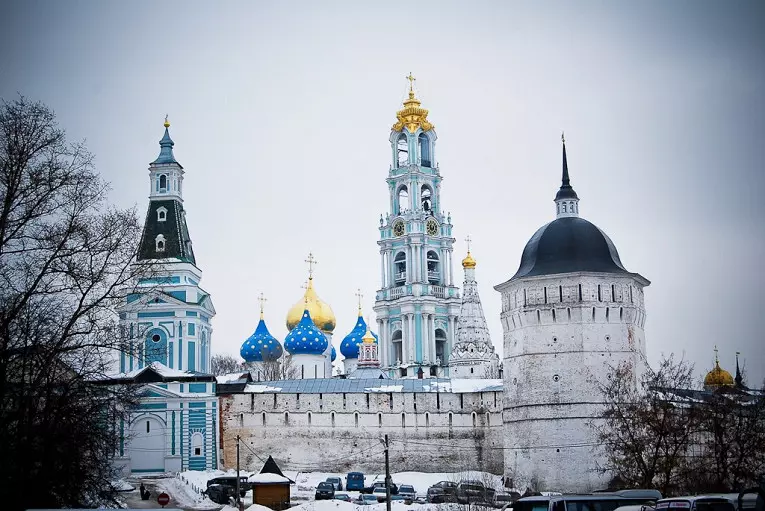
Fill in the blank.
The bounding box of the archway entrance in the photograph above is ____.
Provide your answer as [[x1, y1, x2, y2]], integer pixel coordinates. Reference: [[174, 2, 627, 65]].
[[130, 415, 165, 472]]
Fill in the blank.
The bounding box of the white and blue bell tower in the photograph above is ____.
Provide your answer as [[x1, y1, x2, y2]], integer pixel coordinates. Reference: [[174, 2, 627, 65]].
[[117, 118, 216, 374], [374, 76, 461, 378]]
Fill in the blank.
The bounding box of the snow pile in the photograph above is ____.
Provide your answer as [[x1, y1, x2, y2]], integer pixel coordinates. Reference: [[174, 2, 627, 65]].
[[157, 473, 218, 509], [110, 479, 135, 492], [365, 385, 404, 393], [246, 383, 284, 393], [221, 505, 274, 511]]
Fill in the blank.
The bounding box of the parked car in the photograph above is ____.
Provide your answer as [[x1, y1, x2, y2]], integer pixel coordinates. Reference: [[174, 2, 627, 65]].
[[356, 494, 379, 505], [457, 480, 487, 504], [326, 477, 343, 491], [373, 486, 389, 502], [495, 492, 521, 508], [432, 481, 459, 499], [207, 476, 251, 498], [373, 480, 399, 495], [346, 471, 366, 491], [334, 492, 353, 502], [204, 484, 234, 505], [428, 487, 448, 504], [315, 481, 336, 500], [513, 490, 663, 511], [656, 496, 736, 511], [399, 485, 416, 502]]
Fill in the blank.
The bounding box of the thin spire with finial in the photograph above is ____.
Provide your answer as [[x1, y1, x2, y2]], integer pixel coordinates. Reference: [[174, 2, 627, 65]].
[[465, 235, 472, 253], [305, 252, 317, 279], [152, 115, 178, 165], [735, 351, 744, 387], [258, 293, 267, 320], [355, 289, 364, 315], [406, 72, 416, 93], [554, 132, 579, 217]]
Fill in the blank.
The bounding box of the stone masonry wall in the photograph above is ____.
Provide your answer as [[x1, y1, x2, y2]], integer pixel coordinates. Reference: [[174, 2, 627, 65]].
[[220, 390, 504, 475]]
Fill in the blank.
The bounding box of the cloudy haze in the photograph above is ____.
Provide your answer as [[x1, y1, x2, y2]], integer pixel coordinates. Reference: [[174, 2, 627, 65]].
[[2, 1, 763, 383]]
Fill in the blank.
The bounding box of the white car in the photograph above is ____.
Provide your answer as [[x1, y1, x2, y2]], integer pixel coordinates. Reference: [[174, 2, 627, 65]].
[[373, 487, 388, 502]]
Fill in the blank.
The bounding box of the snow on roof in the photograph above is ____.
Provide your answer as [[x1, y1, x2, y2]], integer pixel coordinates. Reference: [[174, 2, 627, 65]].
[[366, 385, 404, 393], [216, 371, 251, 384], [245, 383, 284, 393], [249, 473, 291, 484], [231, 378, 504, 395], [111, 361, 195, 379]]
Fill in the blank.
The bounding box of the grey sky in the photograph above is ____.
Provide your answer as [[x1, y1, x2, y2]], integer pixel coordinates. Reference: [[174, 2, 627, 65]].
[[2, 1, 763, 384]]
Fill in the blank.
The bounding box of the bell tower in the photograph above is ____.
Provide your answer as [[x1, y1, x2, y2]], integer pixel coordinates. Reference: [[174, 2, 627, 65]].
[[374, 75, 461, 378]]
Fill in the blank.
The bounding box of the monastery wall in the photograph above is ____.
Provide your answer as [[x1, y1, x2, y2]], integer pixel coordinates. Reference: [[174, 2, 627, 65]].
[[219, 390, 504, 475]]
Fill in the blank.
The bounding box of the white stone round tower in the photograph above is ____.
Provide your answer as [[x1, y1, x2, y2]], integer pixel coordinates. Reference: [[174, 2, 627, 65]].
[[494, 136, 650, 492]]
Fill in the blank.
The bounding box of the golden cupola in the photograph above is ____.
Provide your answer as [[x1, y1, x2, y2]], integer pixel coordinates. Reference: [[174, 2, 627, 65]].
[[462, 250, 477, 269], [392, 73, 434, 134], [285, 254, 336, 333], [703, 347, 734, 388]]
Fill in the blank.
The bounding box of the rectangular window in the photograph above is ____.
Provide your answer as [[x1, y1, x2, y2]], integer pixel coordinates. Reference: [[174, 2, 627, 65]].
[[188, 341, 196, 371], [194, 447, 201, 456], [188, 323, 195, 336], [146, 421, 150, 433]]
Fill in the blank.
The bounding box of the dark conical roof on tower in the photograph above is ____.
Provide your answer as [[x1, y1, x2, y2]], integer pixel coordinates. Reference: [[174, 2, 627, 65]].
[[555, 133, 578, 201]]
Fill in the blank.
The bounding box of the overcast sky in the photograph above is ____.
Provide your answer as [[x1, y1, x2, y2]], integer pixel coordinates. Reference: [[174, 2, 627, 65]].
[[2, 0, 763, 384]]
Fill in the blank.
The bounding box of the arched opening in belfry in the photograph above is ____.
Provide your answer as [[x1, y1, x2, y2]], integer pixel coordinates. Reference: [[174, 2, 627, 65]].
[[159, 174, 167, 192], [396, 134, 408, 167], [435, 329, 447, 365], [418, 133, 431, 167], [421, 185, 432, 213], [426, 251, 440, 284], [397, 186, 409, 214], [394, 252, 407, 284], [391, 330, 403, 364]]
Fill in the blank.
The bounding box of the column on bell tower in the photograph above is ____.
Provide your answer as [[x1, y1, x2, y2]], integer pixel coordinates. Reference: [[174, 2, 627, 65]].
[[374, 75, 461, 378]]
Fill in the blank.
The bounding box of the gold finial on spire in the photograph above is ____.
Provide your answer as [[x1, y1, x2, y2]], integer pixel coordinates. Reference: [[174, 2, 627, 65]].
[[164, 114, 170, 128], [406, 72, 416, 93], [258, 293, 267, 320], [355, 288, 364, 315], [305, 252, 317, 279]]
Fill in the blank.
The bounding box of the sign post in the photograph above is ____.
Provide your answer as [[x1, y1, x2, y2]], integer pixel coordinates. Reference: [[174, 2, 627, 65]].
[[157, 492, 170, 508]]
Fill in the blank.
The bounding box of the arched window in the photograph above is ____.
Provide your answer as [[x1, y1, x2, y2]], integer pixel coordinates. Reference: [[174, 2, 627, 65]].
[[397, 186, 409, 213], [396, 134, 408, 167], [562, 204, 567, 213], [159, 174, 167, 192], [401, 413, 406, 428], [394, 252, 407, 284], [448, 412, 453, 428], [420, 185, 432, 212], [307, 412, 312, 425], [155, 234, 166, 252], [331, 412, 335, 427], [419, 133, 431, 167], [435, 329, 447, 365], [425, 412, 430, 427], [391, 330, 403, 363], [426, 251, 440, 284], [354, 412, 359, 428], [157, 207, 167, 222], [378, 413, 382, 428], [191, 432, 203, 457], [284, 412, 289, 425], [262, 412, 266, 425]]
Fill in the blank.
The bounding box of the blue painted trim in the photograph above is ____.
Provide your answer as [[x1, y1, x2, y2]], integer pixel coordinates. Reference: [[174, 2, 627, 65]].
[[188, 402, 206, 408], [415, 314, 423, 362], [168, 290, 186, 301], [187, 323, 195, 336], [188, 341, 195, 371], [169, 342, 174, 369], [186, 311, 198, 317], [127, 293, 141, 303], [188, 383, 206, 393], [171, 411, 176, 455], [139, 276, 181, 285], [138, 403, 168, 410], [132, 468, 165, 473], [138, 311, 176, 318]]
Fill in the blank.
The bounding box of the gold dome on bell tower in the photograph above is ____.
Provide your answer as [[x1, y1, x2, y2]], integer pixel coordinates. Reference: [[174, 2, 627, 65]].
[[392, 72, 434, 134], [703, 346, 734, 388], [285, 253, 336, 333]]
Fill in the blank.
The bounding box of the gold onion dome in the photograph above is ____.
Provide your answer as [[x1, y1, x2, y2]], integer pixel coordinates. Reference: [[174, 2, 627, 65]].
[[704, 349, 734, 387], [286, 277, 336, 333], [392, 72, 434, 134], [462, 250, 477, 269]]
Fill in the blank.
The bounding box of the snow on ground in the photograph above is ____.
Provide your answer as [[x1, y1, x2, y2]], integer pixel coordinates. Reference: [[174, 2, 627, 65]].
[[155, 473, 219, 509], [288, 501, 467, 511], [220, 505, 274, 511]]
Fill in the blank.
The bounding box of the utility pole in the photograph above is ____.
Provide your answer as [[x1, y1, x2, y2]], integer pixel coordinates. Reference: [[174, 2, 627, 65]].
[[384, 434, 391, 511], [236, 435, 241, 510]]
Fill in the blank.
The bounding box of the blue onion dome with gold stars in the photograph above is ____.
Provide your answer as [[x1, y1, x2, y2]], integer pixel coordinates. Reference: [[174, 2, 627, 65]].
[[331, 345, 337, 362], [284, 307, 328, 355], [340, 310, 379, 359], [240, 300, 282, 362]]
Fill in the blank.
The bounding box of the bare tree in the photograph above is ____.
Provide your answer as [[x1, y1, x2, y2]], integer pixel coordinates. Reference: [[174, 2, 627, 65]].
[[689, 384, 765, 493], [0, 96, 147, 510], [256, 354, 298, 381], [210, 353, 242, 375], [593, 355, 701, 495]]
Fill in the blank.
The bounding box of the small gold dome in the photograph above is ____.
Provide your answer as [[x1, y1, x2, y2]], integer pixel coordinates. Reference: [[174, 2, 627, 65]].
[[704, 360, 734, 387], [362, 325, 376, 345], [286, 277, 336, 333], [462, 250, 477, 269], [392, 73, 434, 134]]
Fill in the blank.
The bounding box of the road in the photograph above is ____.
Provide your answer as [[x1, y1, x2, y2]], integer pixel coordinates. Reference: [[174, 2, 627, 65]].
[[120, 478, 221, 511]]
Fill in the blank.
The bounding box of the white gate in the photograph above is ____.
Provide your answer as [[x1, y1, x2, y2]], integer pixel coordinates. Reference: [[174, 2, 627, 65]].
[[129, 415, 165, 473]]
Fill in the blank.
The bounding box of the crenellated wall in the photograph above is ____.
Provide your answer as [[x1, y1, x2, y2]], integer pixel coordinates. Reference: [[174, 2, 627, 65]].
[[497, 272, 649, 492], [219, 388, 504, 475]]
